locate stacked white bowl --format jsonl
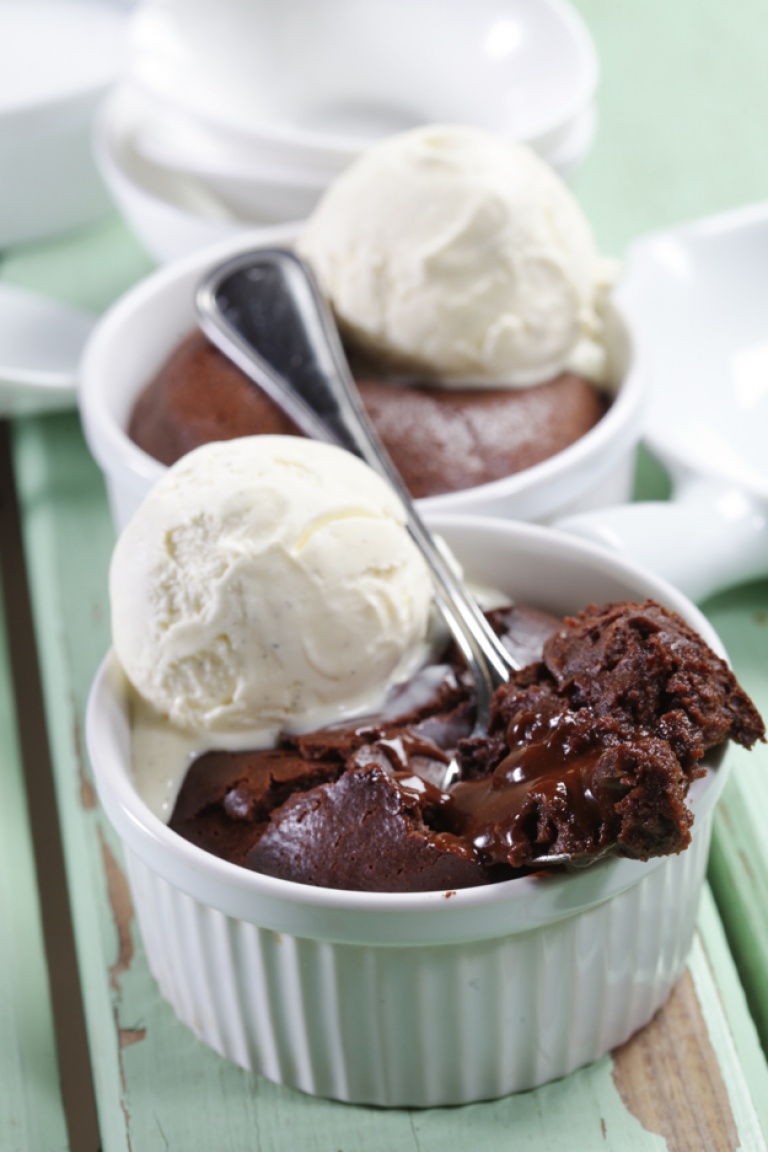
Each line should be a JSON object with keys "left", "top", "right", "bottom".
{"left": 1, "top": 0, "right": 127, "bottom": 248}
{"left": 95, "top": 0, "right": 599, "bottom": 262}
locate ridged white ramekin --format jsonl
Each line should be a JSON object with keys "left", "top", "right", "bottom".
{"left": 86, "top": 518, "right": 730, "bottom": 1106}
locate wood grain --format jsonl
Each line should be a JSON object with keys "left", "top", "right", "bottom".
{"left": 0, "top": 421, "right": 96, "bottom": 1152}
{"left": 613, "top": 971, "right": 738, "bottom": 1152}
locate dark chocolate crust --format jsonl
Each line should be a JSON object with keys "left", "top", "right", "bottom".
{"left": 129, "top": 332, "right": 609, "bottom": 499}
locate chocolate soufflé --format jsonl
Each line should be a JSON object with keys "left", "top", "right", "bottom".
{"left": 128, "top": 331, "right": 610, "bottom": 499}
{"left": 169, "top": 600, "right": 765, "bottom": 892}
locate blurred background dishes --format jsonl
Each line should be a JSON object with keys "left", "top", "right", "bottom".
{"left": 93, "top": 86, "right": 301, "bottom": 265}
{"left": 95, "top": 0, "right": 599, "bottom": 262}
{"left": 560, "top": 203, "right": 768, "bottom": 603}
{"left": 0, "top": 0, "right": 127, "bottom": 248}
{"left": 0, "top": 283, "right": 97, "bottom": 416}
{"left": 127, "top": 0, "right": 597, "bottom": 159}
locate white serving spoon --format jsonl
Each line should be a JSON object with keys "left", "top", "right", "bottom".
{"left": 558, "top": 204, "right": 768, "bottom": 603}
{"left": 0, "top": 283, "right": 97, "bottom": 415}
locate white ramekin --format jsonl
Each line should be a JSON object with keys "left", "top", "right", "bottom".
{"left": 78, "top": 229, "right": 644, "bottom": 533}
{"left": 86, "top": 518, "right": 730, "bottom": 1106}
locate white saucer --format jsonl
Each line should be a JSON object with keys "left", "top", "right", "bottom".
{"left": 0, "top": 284, "right": 97, "bottom": 416}
{"left": 560, "top": 203, "right": 768, "bottom": 601}
{"left": 622, "top": 203, "right": 768, "bottom": 499}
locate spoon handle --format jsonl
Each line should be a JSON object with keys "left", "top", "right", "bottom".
{"left": 196, "top": 247, "right": 519, "bottom": 726}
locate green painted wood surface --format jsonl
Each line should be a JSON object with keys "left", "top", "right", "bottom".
{"left": 572, "top": 0, "right": 768, "bottom": 257}
{"left": 0, "top": 551, "right": 68, "bottom": 1151}
{"left": 706, "top": 585, "right": 768, "bottom": 1058}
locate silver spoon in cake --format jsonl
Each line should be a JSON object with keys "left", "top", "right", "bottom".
{"left": 195, "top": 247, "right": 521, "bottom": 792}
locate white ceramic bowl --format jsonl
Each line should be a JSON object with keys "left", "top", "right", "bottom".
{"left": 95, "top": 83, "right": 597, "bottom": 265}
{"left": 128, "top": 0, "right": 597, "bottom": 164}
{"left": 0, "top": 0, "right": 126, "bottom": 247}
{"left": 101, "top": 0, "right": 598, "bottom": 263}
{"left": 0, "top": 284, "right": 97, "bottom": 417}
{"left": 94, "top": 86, "right": 308, "bottom": 264}
{"left": 78, "top": 230, "right": 644, "bottom": 533}
{"left": 560, "top": 203, "right": 768, "bottom": 602}
{"left": 86, "top": 517, "right": 730, "bottom": 1106}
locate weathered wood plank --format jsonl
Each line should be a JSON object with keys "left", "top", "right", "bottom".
{"left": 0, "top": 435, "right": 68, "bottom": 1152}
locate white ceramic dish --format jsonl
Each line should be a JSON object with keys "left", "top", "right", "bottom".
{"left": 129, "top": 92, "right": 598, "bottom": 206}
{"left": 95, "top": 83, "right": 596, "bottom": 266}
{"left": 561, "top": 203, "right": 768, "bottom": 602}
{"left": 0, "top": 0, "right": 126, "bottom": 248}
{"left": 86, "top": 516, "right": 730, "bottom": 1106}
{"left": 78, "top": 230, "right": 643, "bottom": 533}
{"left": 98, "top": 0, "right": 598, "bottom": 263}
{"left": 129, "top": 97, "right": 336, "bottom": 193}
{"left": 128, "top": 0, "right": 597, "bottom": 161}
{"left": 0, "top": 284, "right": 97, "bottom": 416}
{"left": 94, "top": 87, "right": 307, "bottom": 264}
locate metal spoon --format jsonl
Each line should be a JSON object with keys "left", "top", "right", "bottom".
{"left": 195, "top": 247, "right": 521, "bottom": 787}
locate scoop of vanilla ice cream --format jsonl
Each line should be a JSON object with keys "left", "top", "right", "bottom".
{"left": 298, "top": 124, "right": 607, "bottom": 387}
{"left": 110, "top": 436, "right": 433, "bottom": 746}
